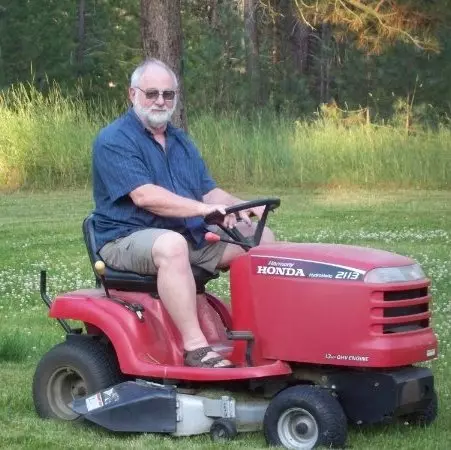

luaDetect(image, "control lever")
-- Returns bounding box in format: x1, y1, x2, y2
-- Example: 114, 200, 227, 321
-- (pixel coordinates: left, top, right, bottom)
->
205, 231, 252, 249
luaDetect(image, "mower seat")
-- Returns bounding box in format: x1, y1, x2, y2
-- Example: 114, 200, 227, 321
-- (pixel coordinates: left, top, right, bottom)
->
82, 215, 219, 295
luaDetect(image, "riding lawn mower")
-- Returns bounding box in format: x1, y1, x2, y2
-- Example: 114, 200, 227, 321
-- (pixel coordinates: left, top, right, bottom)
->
33, 198, 438, 449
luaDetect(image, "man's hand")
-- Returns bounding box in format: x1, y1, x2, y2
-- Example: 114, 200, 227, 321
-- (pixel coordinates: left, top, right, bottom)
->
202, 188, 267, 228
248, 205, 265, 220
201, 203, 238, 229
236, 205, 265, 226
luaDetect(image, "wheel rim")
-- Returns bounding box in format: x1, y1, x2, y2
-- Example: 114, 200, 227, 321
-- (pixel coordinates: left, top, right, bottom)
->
277, 407, 319, 449
47, 366, 87, 420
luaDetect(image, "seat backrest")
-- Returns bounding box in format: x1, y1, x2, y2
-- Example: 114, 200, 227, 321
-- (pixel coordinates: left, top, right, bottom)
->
82, 214, 102, 283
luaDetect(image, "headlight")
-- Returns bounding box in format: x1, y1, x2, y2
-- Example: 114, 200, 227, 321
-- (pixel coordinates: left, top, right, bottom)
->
364, 264, 426, 284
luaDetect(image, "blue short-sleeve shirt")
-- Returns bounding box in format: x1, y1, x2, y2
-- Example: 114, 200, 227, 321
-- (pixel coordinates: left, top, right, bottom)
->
92, 109, 216, 251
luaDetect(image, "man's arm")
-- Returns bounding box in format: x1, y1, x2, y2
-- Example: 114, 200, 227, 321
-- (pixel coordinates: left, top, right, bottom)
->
130, 184, 227, 218
202, 187, 243, 207
203, 187, 265, 222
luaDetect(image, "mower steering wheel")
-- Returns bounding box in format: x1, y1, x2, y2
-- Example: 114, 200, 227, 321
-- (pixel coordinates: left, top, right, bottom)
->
204, 198, 280, 249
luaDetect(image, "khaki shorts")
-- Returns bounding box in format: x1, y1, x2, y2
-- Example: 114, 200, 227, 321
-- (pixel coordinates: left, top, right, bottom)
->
99, 227, 228, 275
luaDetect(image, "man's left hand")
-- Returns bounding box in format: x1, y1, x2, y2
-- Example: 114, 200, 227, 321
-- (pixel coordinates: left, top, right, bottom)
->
236, 205, 265, 227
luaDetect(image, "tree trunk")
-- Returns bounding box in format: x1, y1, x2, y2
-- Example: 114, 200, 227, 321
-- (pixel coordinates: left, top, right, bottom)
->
290, 5, 335, 104
76, 0, 86, 77
270, 0, 281, 66
318, 23, 332, 104
268, 0, 282, 111
278, 1, 312, 75
208, 0, 220, 29
140, 0, 186, 130
290, 20, 311, 75
244, 0, 261, 106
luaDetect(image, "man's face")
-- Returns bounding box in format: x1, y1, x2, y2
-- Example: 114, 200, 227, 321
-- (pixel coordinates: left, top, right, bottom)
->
129, 66, 177, 129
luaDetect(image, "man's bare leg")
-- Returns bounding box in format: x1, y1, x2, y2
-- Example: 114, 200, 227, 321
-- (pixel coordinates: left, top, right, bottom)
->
151, 232, 231, 366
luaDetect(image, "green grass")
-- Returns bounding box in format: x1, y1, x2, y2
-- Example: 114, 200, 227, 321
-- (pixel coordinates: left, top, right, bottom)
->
0, 188, 450, 449
192, 115, 451, 189
0, 84, 120, 190
1, 84, 451, 191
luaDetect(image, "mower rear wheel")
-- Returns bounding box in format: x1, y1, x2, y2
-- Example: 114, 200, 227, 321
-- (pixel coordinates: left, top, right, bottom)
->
263, 385, 347, 449
32, 336, 123, 420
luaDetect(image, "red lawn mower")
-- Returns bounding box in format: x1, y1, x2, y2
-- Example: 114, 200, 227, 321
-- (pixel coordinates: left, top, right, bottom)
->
33, 198, 438, 449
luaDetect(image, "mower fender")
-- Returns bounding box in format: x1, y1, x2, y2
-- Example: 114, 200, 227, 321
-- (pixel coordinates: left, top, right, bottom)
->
48, 289, 293, 381
49, 289, 183, 372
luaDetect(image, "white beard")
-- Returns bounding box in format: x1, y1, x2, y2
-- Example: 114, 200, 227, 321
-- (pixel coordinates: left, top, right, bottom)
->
134, 101, 176, 128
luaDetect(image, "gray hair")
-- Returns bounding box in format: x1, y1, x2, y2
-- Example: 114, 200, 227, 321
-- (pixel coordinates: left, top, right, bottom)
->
130, 58, 178, 88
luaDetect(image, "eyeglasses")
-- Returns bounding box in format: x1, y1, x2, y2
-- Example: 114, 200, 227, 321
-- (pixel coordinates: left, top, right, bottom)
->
133, 87, 177, 101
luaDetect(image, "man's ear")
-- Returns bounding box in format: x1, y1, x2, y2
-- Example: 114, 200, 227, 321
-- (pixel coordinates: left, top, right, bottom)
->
128, 87, 136, 104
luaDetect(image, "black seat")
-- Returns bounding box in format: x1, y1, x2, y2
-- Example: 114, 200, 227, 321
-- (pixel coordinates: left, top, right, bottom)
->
82, 215, 219, 295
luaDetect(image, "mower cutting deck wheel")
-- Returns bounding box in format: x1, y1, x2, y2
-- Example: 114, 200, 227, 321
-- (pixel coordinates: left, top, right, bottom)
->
263, 385, 347, 449
209, 418, 238, 442
33, 336, 123, 420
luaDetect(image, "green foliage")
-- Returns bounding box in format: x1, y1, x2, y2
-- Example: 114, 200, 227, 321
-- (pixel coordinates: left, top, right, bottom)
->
1, 1, 451, 120
183, 2, 249, 111
334, 29, 451, 121
0, 0, 141, 101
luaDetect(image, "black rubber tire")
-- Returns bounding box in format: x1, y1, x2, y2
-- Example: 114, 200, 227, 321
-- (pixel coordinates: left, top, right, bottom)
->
32, 336, 123, 420
401, 391, 438, 426
263, 385, 347, 449
210, 418, 238, 441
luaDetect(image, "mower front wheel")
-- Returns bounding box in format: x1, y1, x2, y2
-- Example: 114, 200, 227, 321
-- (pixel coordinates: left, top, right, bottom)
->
32, 336, 123, 421
263, 385, 347, 449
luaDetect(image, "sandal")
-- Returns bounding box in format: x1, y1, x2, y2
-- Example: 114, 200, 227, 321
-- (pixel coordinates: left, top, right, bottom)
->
184, 346, 235, 368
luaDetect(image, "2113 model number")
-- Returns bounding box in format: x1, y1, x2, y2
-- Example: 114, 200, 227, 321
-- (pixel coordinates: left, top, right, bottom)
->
335, 271, 360, 280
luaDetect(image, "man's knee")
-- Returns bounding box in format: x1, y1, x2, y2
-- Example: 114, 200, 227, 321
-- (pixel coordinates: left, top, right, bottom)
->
236, 222, 275, 243
152, 232, 189, 267
261, 226, 276, 243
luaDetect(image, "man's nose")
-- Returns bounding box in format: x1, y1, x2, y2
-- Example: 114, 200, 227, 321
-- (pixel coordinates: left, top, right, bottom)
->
154, 94, 166, 106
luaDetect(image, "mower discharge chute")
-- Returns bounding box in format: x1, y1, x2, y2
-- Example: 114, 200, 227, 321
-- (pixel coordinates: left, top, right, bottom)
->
33, 198, 438, 449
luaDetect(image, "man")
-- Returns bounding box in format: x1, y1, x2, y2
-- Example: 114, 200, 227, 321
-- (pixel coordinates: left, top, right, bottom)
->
92, 58, 274, 368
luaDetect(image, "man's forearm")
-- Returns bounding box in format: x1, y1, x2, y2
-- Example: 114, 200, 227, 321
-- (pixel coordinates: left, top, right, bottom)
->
203, 187, 242, 206
130, 184, 206, 217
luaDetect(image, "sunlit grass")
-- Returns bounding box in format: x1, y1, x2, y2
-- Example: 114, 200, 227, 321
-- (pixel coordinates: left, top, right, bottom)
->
1, 84, 450, 191
190, 114, 451, 189
0, 83, 120, 190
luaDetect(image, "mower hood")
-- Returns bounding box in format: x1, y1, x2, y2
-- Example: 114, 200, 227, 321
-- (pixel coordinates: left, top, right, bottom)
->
250, 243, 416, 273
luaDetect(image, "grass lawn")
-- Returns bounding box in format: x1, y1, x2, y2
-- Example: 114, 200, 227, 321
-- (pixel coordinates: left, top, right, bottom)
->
0, 188, 450, 449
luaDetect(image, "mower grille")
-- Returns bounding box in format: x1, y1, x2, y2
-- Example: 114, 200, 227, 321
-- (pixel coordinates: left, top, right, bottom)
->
380, 287, 430, 334
383, 319, 430, 334
383, 303, 428, 318
384, 288, 428, 301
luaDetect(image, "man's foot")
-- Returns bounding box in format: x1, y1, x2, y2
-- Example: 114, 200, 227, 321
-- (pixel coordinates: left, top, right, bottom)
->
184, 346, 234, 368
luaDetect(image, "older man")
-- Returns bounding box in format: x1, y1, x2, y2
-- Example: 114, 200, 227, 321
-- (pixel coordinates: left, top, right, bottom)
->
92, 58, 274, 368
